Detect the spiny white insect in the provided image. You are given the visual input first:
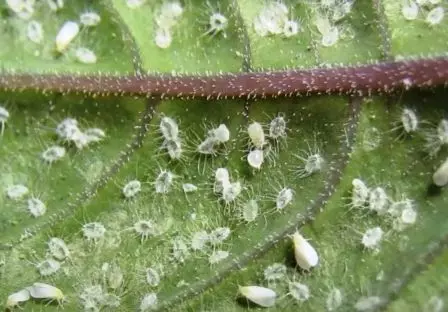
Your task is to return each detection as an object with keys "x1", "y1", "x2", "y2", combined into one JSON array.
[
  {"x1": 55, "y1": 118, "x2": 81, "y2": 141},
  {"x1": 402, "y1": 0, "x2": 419, "y2": 20},
  {"x1": 247, "y1": 149, "x2": 264, "y2": 169},
  {"x1": 326, "y1": 288, "x2": 343, "y2": 311},
  {"x1": 80, "y1": 12, "x2": 101, "y2": 27},
  {"x1": 6, "y1": 184, "x2": 29, "y2": 200},
  {"x1": 55, "y1": 21, "x2": 80, "y2": 52},
  {"x1": 400, "y1": 205, "x2": 417, "y2": 225},
  {"x1": 154, "y1": 170, "x2": 174, "y2": 194},
  {"x1": 292, "y1": 231, "x2": 319, "y2": 270},
  {"x1": 209, "y1": 250, "x2": 229, "y2": 264},
  {"x1": 75, "y1": 47, "x2": 97, "y2": 64},
  {"x1": 210, "y1": 124, "x2": 230, "y2": 143},
  {"x1": 140, "y1": 293, "x2": 158, "y2": 311},
  {"x1": 182, "y1": 183, "x2": 198, "y2": 193},
  {"x1": 156, "y1": 1, "x2": 184, "y2": 29},
  {"x1": 134, "y1": 220, "x2": 156, "y2": 240},
  {"x1": 276, "y1": 187, "x2": 293, "y2": 210},
  {"x1": 321, "y1": 26, "x2": 339, "y2": 47},
  {"x1": 242, "y1": 199, "x2": 259, "y2": 222},
  {"x1": 46, "y1": 0, "x2": 64, "y2": 11},
  {"x1": 248, "y1": 122, "x2": 266, "y2": 148},
  {"x1": 433, "y1": 157, "x2": 448, "y2": 187},
  {"x1": 47, "y1": 237, "x2": 70, "y2": 260},
  {"x1": 191, "y1": 230, "x2": 209, "y2": 250},
  {"x1": 361, "y1": 227, "x2": 383, "y2": 250},
  {"x1": 27, "y1": 20, "x2": 44, "y2": 43},
  {"x1": 0, "y1": 105, "x2": 9, "y2": 135},
  {"x1": 368, "y1": 187, "x2": 389, "y2": 214},
  {"x1": 159, "y1": 116, "x2": 179, "y2": 141},
  {"x1": 283, "y1": 19, "x2": 299, "y2": 37},
  {"x1": 36, "y1": 258, "x2": 61, "y2": 276},
  {"x1": 214, "y1": 167, "x2": 231, "y2": 194},
  {"x1": 426, "y1": 6, "x2": 444, "y2": 25},
  {"x1": 222, "y1": 181, "x2": 242, "y2": 203},
  {"x1": 425, "y1": 119, "x2": 448, "y2": 156},
  {"x1": 401, "y1": 107, "x2": 418, "y2": 133},
  {"x1": 172, "y1": 237, "x2": 189, "y2": 262},
  {"x1": 27, "y1": 197, "x2": 46, "y2": 217},
  {"x1": 163, "y1": 138, "x2": 182, "y2": 159},
  {"x1": 42, "y1": 145, "x2": 66, "y2": 163},
  {"x1": 82, "y1": 222, "x2": 106, "y2": 241},
  {"x1": 122, "y1": 180, "x2": 141, "y2": 198},
  {"x1": 269, "y1": 115, "x2": 287, "y2": 139},
  {"x1": 197, "y1": 136, "x2": 217, "y2": 155},
  {"x1": 205, "y1": 13, "x2": 228, "y2": 37},
  {"x1": 424, "y1": 296, "x2": 444, "y2": 312},
  {"x1": 155, "y1": 27, "x2": 173, "y2": 49},
  {"x1": 102, "y1": 293, "x2": 121, "y2": 308},
  {"x1": 253, "y1": 2, "x2": 289, "y2": 36},
  {"x1": 354, "y1": 296, "x2": 383, "y2": 311},
  {"x1": 332, "y1": 0, "x2": 354, "y2": 21},
  {"x1": 27, "y1": 282, "x2": 65, "y2": 305},
  {"x1": 388, "y1": 198, "x2": 414, "y2": 216},
  {"x1": 6, "y1": 0, "x2": 34, "y2": 19},
  {"x1": 288, "y1": 282, "x2": 310, "y2": 302},
  {"x1": 84, "y1": 128, "x2": 106, "y2": 143},
  {"x1": 105, "y1": 264, "x2": 124, "y2": 289},
  {"x1": 5, "y1": 288, "x2": 30, "y2": 309},
  {"x1": 352, "y1": 178, "x2": 369, "y2": 208},
  {"x1": 238, "y1": 285, "x2": 277, "y2": 308},
  {"x1": 79, "y1": 285, "x2": 103, "y2": 308},
  {"x1": 294, "y1": 151, "x2": 325, "y2": 178},
  {"x1": 209, "y1": 227, "x2": 231, "y2": 245},
  {"x1": 263, "y1": 263, "x2": 287, "y2": 281},
  {"x1": 146, "y1": 267, "x2": 161, "y2": 286},
  {"x1": 126, "y1": 0, "x2": 145, "y2": 9}
]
